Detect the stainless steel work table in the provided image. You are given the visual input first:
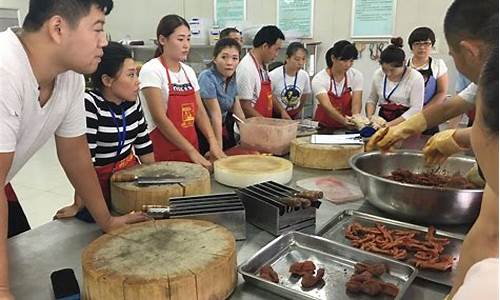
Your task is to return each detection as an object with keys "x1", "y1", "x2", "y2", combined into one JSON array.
[{"x1": 9, "y1": 165, "x2": 466, "y2": 299}]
